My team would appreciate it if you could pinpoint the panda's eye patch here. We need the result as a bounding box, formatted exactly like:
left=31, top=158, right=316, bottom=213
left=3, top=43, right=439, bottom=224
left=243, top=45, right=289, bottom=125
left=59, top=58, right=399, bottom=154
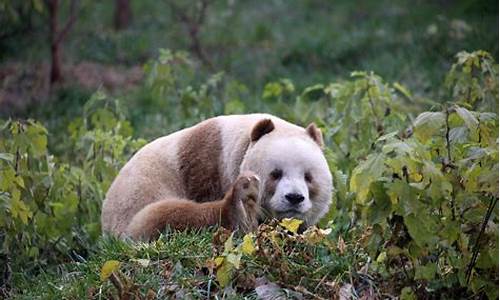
left=304, top=172, right=313, bottom=183
left=270, top=169, right=283, bottom=180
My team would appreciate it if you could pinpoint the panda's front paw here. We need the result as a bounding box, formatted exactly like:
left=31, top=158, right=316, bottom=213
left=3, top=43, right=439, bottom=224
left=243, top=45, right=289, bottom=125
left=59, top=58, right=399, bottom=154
left=229, top=171, right=261, bottom=232
left=234, top=171, right=260, bottom=203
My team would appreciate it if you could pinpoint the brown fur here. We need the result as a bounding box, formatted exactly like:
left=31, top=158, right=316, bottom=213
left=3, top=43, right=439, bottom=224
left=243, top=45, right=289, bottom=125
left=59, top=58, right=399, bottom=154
left=251, top=119, right=275, bottom=142
left=177, top=120, right=224, bottom=202
left=306, top=123, right=324, bottom=148
left=126, top=172, right=259, bottom=240
left=261, top=175, right=278, bottom=219
left=307, top=180, right=320, bottom=199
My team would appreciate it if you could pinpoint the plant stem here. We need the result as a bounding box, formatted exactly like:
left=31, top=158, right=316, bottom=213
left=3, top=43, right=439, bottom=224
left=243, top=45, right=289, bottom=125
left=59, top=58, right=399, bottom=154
left=465, top=196, right=498, bottom=284
left=445, top=107, right=456, bottom=220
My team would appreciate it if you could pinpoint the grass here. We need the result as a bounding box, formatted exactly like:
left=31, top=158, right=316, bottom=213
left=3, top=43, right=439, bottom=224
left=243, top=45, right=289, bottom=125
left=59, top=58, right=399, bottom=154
left=12, top=229, right=216, bottom=299
left=11, top=223, right=374, bottom=299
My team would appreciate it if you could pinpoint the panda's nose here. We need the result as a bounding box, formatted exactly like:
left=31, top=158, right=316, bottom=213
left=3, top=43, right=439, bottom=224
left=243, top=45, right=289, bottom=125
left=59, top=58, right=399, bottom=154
left=285, top=193, right=304, bottom=205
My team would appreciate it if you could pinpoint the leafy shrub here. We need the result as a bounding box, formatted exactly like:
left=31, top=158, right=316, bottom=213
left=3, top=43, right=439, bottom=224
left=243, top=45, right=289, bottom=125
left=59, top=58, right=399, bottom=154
left=131, top=49, right=251, bottom=138
left=345, top=51, right=498, bottom=298
left=0, top=92, right=145, bottom=274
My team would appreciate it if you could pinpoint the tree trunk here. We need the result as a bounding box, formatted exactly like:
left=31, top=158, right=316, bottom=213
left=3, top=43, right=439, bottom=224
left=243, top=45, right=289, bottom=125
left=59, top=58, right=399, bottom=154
left=114, top=0, right=132, bottom=30
left=50, top=43, right=62, bottom=83
left=48, top=0, right=62, bottom=83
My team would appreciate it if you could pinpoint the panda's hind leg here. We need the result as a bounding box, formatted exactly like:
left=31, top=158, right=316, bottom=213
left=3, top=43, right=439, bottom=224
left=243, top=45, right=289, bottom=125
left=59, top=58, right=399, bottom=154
left=125, top=172, right=261, bottom=241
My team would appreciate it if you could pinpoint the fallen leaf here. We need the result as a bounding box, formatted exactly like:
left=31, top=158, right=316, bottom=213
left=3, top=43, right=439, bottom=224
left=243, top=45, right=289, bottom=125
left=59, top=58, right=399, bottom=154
left=226, top=253, right=241, bottom=269
left=224, top=232, right=235, bottom=253
left=216, top=259, right=232, bottom=288
left=279, top=218, right=303, bottom=233
left=100, top=260, right=121, bottom=281
left=338, top=236, right=346, bottom=254
left=242, top=234, right=256, bottom=255
left=339, top=283, right=353, bottom=300
left=214, top=257, right=225, bottom=267
left=130, top=258, right=150, bottom=267
left=255, top=277, right=287, bottom=300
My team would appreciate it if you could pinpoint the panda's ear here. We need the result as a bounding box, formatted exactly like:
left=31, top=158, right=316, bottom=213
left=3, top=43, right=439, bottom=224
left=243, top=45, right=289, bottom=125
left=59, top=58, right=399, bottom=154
left=251, top=119, right=275, bottom=142
left=306, top=123, right=324, bottom=148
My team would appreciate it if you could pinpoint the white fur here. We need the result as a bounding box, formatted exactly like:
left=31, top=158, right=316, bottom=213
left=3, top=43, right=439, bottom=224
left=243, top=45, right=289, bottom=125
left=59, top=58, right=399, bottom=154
left=241, top=135, right=332, bottom=226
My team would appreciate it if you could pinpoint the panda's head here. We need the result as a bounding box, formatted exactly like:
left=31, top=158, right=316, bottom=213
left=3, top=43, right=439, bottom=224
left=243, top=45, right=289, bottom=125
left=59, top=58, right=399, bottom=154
left=241, top=118, right=333, bottom=226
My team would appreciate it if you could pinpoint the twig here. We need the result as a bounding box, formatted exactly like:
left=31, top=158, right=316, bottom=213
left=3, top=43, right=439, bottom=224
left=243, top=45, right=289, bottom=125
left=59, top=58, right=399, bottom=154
left=109, top=272, right=125, bottom=297
left=289, top=284, right=327, bottom=300
left=444, top=106, right=452, bottom=163
left=444, top=106, right=457, bottom=221
left=55, top=0, right=79, bottom=45
left=465, top=196, right=498, bottom=284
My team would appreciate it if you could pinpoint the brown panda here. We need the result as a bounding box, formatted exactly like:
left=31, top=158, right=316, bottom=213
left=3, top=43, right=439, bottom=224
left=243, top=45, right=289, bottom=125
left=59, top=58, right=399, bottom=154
left=101, top=114, right=333, bottom=240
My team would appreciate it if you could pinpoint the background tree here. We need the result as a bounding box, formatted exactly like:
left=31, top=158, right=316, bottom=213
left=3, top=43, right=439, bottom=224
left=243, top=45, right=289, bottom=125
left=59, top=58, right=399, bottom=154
left=45, top=0, right=79, bottom=84
left=114, top=0, right=132, bottom=30
left=167, top=0, right=213, bottom=69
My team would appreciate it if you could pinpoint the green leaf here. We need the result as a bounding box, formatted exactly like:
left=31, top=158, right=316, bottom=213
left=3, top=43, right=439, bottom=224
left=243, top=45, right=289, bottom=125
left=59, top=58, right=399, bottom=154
left=400, top=287, right=416, bottom=300
left=10, top=189, right=32, bottom=224
left=0, top=153, right=14, bottom=162
left=393, top=82, right=413, bottom=100
left=350, top=153, right=385, bottom=204
left=454, top=105, right=478, bottom=131
left=414, top=263, right=437, bottom=280
left=413, top=112, right=445, bottom=142
left=404, top=214, right=437, bottom=247
left=301, top=84, right=325, bottom=101
left=263, top=82, right=283, bottom=99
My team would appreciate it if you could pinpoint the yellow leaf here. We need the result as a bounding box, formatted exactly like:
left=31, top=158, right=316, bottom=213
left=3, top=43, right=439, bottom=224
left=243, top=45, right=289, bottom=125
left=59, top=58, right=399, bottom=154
left=216, top=259, right=233, bottom=288
left=223, top=233, right=234, bottom=253
left=279, top=218, right=303, bottom=233
left=303, top=227, right=332, bottom=245
left=100, top=260, right=121, bottom=281
left=214, top=257, right=225, bottom=267
left=241, top=234, right=256, bottom=255
left=410, top=173, right=423, bottom=182
left=376, top=252, right=387, bottom=263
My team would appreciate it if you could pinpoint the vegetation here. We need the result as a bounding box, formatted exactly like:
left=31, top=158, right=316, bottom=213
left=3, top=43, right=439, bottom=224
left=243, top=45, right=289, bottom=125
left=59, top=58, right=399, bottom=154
left=0, top=0, right=498, bottom=299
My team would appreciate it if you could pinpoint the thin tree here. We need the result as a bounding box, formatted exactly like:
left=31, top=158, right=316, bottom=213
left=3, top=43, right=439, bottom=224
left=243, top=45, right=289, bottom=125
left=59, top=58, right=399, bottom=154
left=45, top=0, right=79, bottom=84
left=168, top=0, right=213, bottom=69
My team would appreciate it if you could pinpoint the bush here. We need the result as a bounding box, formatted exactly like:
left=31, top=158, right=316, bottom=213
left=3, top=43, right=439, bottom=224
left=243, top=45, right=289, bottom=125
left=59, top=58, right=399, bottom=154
left=0, top=92, right=145, bottom=272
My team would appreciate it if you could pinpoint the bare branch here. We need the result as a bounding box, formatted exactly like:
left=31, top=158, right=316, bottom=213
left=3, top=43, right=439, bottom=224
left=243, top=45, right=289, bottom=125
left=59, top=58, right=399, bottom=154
left=55, top=0, right=79, bottom=44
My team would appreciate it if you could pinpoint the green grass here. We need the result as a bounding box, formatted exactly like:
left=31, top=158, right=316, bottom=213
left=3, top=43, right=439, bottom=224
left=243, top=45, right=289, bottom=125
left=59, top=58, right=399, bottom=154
left=12, top=229, right=216, bottom=299
left=10, top=224, right=370, bottom=299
